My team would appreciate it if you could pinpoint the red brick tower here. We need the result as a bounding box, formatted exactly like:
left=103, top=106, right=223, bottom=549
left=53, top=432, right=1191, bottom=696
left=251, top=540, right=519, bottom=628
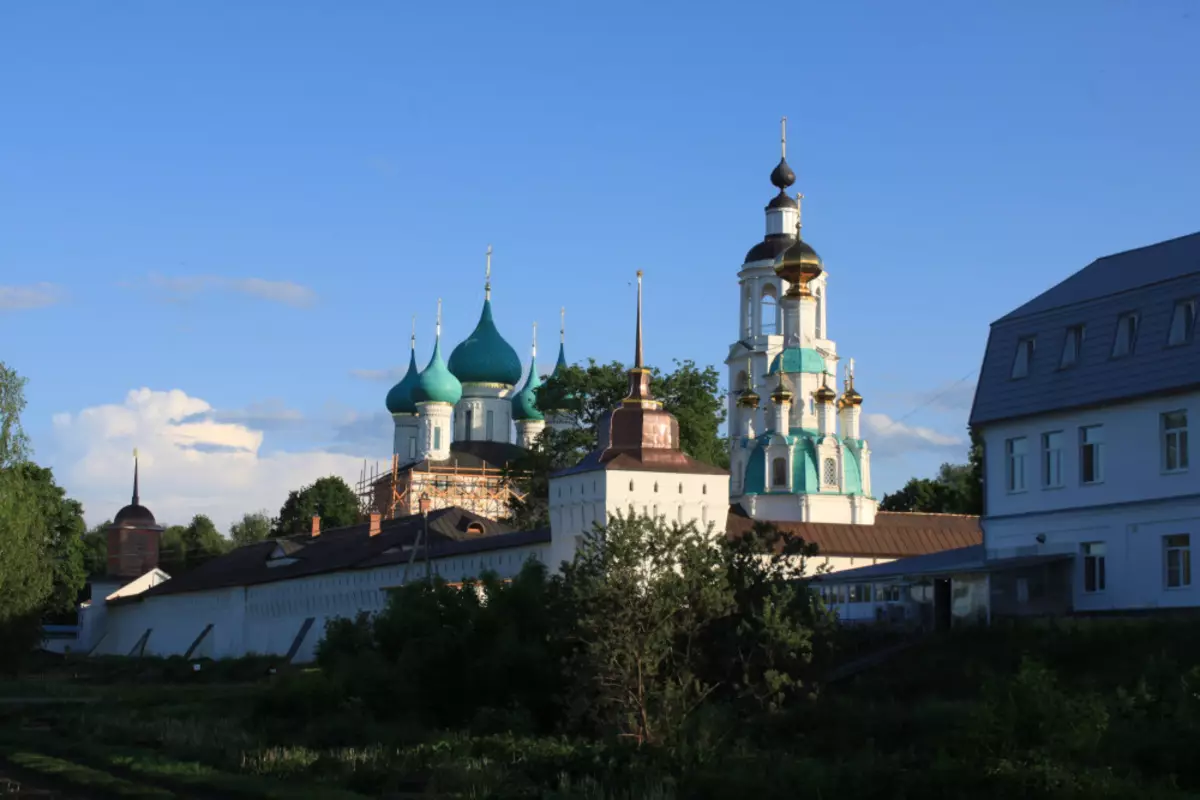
left=106, top=454, right=164, bottom=579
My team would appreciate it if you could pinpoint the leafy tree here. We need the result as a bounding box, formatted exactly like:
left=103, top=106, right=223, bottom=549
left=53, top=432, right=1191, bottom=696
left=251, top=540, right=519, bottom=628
left=880, top=429, right=983, bottom=515
left=15, top=463, right=87, bottom=619
left=230, top=511, right=273, bottom=547
left=159, top=517, right=227, bottom=574
left=0, top=362, right=53, bottom=669
left=272, top=475, right=359, bottom=537
left=507, top=359, right=728, bottom=529
left=81, top=521, right=110, bottom=577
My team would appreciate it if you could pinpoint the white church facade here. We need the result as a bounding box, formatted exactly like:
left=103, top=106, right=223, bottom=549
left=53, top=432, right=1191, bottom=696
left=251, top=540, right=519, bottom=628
left=52, top=125, right=981, bottom=660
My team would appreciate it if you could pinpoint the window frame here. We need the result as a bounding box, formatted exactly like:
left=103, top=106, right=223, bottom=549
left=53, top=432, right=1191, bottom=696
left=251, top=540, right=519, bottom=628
left=1111, top=312, right=1139, bottom=359
left=1165, top=534, right=1192, bottom=589
left=1011, top=336, right=1036, bottom=379
left=1005, top=436, right=1028, bottom=493
left=1167, top=299, right=1196, bottom=347
left=771, top=456, right=788, bottom=488
left=1041, top=430, right=1064, bottom=489
left=1162, top=410, right=1190, bottom=474
left=1081, top=541, right=1106, bottom=594
left=1079, top=425, right=1105, bottom=485
left=1059, top=324, right=1085, bottom=369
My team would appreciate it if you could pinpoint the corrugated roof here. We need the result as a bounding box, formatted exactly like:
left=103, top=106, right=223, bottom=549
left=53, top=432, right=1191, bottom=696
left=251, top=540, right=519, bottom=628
left=725, top=506, right=981, bottom=558
left=971, top=232, right=1200, bottom=426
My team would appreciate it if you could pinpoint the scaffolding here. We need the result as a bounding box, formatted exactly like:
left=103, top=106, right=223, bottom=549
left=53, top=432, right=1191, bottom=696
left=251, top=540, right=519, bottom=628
left=355, top=454, right=528, bottom=522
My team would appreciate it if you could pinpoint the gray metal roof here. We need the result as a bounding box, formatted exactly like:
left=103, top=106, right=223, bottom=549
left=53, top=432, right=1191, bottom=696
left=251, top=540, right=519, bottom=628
left=970, top=231, right=1200, bottom=427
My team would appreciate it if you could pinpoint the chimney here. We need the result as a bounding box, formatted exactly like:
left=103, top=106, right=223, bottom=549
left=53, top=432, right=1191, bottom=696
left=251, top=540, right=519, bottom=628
left=369, top=512, right=381, bottom=537
left=311, top=515, right=321, bottom=537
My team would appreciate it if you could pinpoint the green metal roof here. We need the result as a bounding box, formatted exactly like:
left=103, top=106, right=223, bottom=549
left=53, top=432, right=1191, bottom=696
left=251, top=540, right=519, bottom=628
left=768, top=347, right=827, bottom=375
left=385, top=349, right=421, bottom=415
left=511, top=355, right=545, bottom=422
left=448, top=299, right=523, bottom=386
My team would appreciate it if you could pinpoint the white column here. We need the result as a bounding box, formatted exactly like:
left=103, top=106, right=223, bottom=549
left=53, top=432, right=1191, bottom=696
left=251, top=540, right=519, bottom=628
left=772, top=398, right=790, bottom=434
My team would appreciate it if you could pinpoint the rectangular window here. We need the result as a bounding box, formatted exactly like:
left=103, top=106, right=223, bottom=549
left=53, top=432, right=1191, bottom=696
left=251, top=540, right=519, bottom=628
left=1042, top=431, right=1064, bottom=488
left=1080, top=425, right=1104, bottom=484
left=1112, top=313, right=1138, bottom=358
left=772, top=457, right=788, bottom=487
left=486, top=409, right=495, bottom=440
left=433, top=427, right=442, bottom=450
left=1165, top=534, right=1192, bottom=588
left=1082, top=542, right=1106, bottom=593
left=1005, top=436, right=1028, bottom=492
left=463, top=408, right=473, bottom=441
left=1163, top=410, right=1189, bottom=473
left=408, top=438, right=417, bottom=459
left=1060, top=325, right=1084, bottom=369
left=1168, top=300, right=1196, bottom=346
left=1011, top=337, right=1035, bottom=378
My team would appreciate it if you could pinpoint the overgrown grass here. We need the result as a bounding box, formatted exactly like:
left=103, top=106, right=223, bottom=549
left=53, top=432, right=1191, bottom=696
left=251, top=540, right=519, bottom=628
left=2, top=749, right=174, bottom=799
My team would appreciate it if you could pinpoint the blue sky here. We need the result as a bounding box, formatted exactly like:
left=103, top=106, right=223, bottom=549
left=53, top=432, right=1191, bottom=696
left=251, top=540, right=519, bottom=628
left=2, top=1, right=1197, bottom=529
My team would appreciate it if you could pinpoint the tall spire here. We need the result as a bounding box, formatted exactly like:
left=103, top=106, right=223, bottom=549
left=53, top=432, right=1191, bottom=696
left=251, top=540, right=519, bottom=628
left=532, top=321, right=538, bottom=359
left=781, top=115, right=787, bottom=159
left=485, top=245, right=493, bottom=301
left=560, top=307, right=565, bottom=344
left=436, top=297, right=442, bottom=341
left=635, top=270, right=644, bottom=369
left=796, top=193, right=804, bottom=235
left=410, top=314, right=416, bottom=351
left=131, top=448, right=140, bottom=505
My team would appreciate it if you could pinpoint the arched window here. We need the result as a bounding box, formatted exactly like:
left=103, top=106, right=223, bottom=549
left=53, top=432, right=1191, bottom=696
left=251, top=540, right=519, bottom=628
left=772, top=457, right=788, bottom=487
left=745, top=290, right=754, bottom=337
left=653, top=482, right=659, bottom=493
left=823, top=458, right=838, bottom=487
left=814, top=286, right=824, bottom=339
left=629, top=480, right=635, bottom=491
left=760, top=285, right=778, bottom=336
left=736, top=370, right=747, bottom=392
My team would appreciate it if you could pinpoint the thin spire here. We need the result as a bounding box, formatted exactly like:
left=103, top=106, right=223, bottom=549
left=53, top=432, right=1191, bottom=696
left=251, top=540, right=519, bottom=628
left=796, top=192, right=804, bottom=235
left=436, top=298, right=442, bottom=341
left=746, top=356, right=754, bottom=389
left=635, top=270, right=644, bottom=369
left=532, top=321, right=538, bottom=359
left=410, top=314, right=416, bottom=350
left=847, top=357, right=855, bottom=390
left=485, top=244, right=493, bottom=300
left=781, top=116, right=787, bottom=159
left=131, top=448, right=140, bottom=505
left=560, top=307, right=565, bottom=344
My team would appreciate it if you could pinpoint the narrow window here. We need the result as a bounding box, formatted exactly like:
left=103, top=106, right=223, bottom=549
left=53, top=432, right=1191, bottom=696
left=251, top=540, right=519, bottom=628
left=1011, top=337, right=1035, bottom=378
left=1163, top=411, right=1189, bottom=472
left=433, top=427, right=442, bottom=450
left=678, top=483, right=683, bottom=494
left=760, top=292, right=778, bottom=336
left=1080, top=425, right=1104, bottom=484
left=1112, top=313, right=1138, bottom=358
left=1082, top=542, right=1106, bottom=593
left=653, top=482, right=659, bottom=493
left=629, top=480, right=634, bottom=491
left=702, top=484, right=708, bottom=495
left=823, top=457, right=837, bottom=487
left=1060, top=325, right=1084, bottom=369
left=745, top=291, right=753, bottom=337
left=1005, top=436, right=1028, bottom=492
left=1166, top=534, right=1192, bottom=588
left=463, top=408, right=473, bottom=441
left=408, top=438, right=417, bottom=459
left=1041, top=431, right=1063, bottom=488
left=1168, top=300, right=1196, bottom=346
left=772, top=457, right=788, bottom=487
left=486, top=410, right=494, bottom=440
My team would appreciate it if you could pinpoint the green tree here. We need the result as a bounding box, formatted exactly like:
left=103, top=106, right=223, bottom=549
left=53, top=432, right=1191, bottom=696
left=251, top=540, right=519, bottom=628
left=879, top=430, right=983, bottom=515
left=272, top=475, right=359, bottom=536
left=15, top=463, right=87, bottom=619
left=158, top=517, right=227, bottom=574
left=0, top=362, right=53, bottom=670
left=80, top=521, right=110, bottom=577
left=230, top=510, right=273, bottom=547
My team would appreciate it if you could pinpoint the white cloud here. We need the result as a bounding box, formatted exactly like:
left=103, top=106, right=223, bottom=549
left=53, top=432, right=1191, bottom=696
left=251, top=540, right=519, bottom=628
left=144, top=273, right=317, bottom=308
left=0, top=282, right=64, bottom=311
left=349, top=367, right=405, bottom=382
left=50, top=388, right=380, bottom=532
left=862, top=412, right=964, bottom=458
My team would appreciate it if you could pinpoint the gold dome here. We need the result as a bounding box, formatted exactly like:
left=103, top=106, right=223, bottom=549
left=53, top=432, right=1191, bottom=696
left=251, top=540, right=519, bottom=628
left=770, top=373, right=794, bottom=405
left=813, top=373, right=837, bottom=404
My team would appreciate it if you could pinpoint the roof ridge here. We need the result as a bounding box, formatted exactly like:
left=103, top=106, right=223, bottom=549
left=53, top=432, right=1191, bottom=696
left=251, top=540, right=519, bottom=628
left=1093, top=229, right=1200, bottom=263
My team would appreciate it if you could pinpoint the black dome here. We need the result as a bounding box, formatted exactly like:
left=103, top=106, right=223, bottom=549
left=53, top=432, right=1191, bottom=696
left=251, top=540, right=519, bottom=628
left=744, top=234, right=795, bottom=264
left=114, top=503, right=158, bottom=528
left=770, top=157, right=796, bottom=189
left=766, top=191, right=798, bottom=210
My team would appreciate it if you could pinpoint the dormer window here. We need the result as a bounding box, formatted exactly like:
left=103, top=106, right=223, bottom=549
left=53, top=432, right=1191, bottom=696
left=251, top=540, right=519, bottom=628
left=1060, top=325, right=1084, bottom=369
left=1168, top=300, right=1196, bottom=347
left=1112, top=313, right=1138, bottom=358
left=1011, top=337, right=1035, bottom=379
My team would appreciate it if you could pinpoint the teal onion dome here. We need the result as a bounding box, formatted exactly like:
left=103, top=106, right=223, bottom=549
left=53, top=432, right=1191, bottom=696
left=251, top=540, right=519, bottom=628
left=512, top=356, right=545, bottom=422
left=385, top=349, right=421, bottom=414
left=768, top=346, right=827, bottom=375
left=412, top=338, right=463, bottom=406
left=448, top=300, right=523, bottom=386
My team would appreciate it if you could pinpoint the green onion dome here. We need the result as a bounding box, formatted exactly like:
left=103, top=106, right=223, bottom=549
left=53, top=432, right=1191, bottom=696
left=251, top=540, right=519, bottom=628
left=511, top=355, right=545, bottom=422
left=539, top=342, right=577, bottom=413
left=412, top=337, right=462, bottom=406
left=385, top=349, right=421, bottom=415
left=448, top=300, right=523, bottom=386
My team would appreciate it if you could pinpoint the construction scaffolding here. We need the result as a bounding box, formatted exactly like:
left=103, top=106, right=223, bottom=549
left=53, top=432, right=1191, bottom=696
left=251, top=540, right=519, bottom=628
left=355, top=454, right=528, bottom=522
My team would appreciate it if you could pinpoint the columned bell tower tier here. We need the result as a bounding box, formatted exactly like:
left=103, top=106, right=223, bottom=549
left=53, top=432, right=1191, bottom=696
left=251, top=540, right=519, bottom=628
left=726, top=120, right=876, bottom=525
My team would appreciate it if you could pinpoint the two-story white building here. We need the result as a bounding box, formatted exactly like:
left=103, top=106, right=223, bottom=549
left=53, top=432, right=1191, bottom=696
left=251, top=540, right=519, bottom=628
left=817, top=231, right=1200, bottom=626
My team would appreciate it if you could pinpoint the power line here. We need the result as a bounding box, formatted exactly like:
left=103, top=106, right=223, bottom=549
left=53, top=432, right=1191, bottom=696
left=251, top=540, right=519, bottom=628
left=869, top=368, right=978, bottom=435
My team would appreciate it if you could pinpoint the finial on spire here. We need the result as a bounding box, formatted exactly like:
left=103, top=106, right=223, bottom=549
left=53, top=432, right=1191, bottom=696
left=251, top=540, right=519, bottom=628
left=560, top=307, right=565, bottom=344
left=746, top=355, right=753, bottom=386
left=485, top=245, right=493, bottom=300
left=131, top=448, right=140, bottom=505
left=532, top=321, right=538, bottom=359
left=635, top=270, right=644, bottom=369
left=436, top=298, right=442, bottom=340
left=411, top=315, right=416, bottom=350
left=796, top=192, right=804, bottom=235
left=847, top=357, right=855, bottom=388
left=781, top=116, right=787, bottom=159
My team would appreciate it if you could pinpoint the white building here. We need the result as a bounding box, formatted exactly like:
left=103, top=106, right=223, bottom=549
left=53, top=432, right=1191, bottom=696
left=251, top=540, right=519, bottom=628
left=817, top=230, right=1200, bottom=626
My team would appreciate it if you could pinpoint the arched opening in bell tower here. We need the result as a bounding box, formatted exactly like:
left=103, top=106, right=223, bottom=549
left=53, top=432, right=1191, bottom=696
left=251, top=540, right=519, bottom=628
left=760, top=285, right=778, bottom=336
